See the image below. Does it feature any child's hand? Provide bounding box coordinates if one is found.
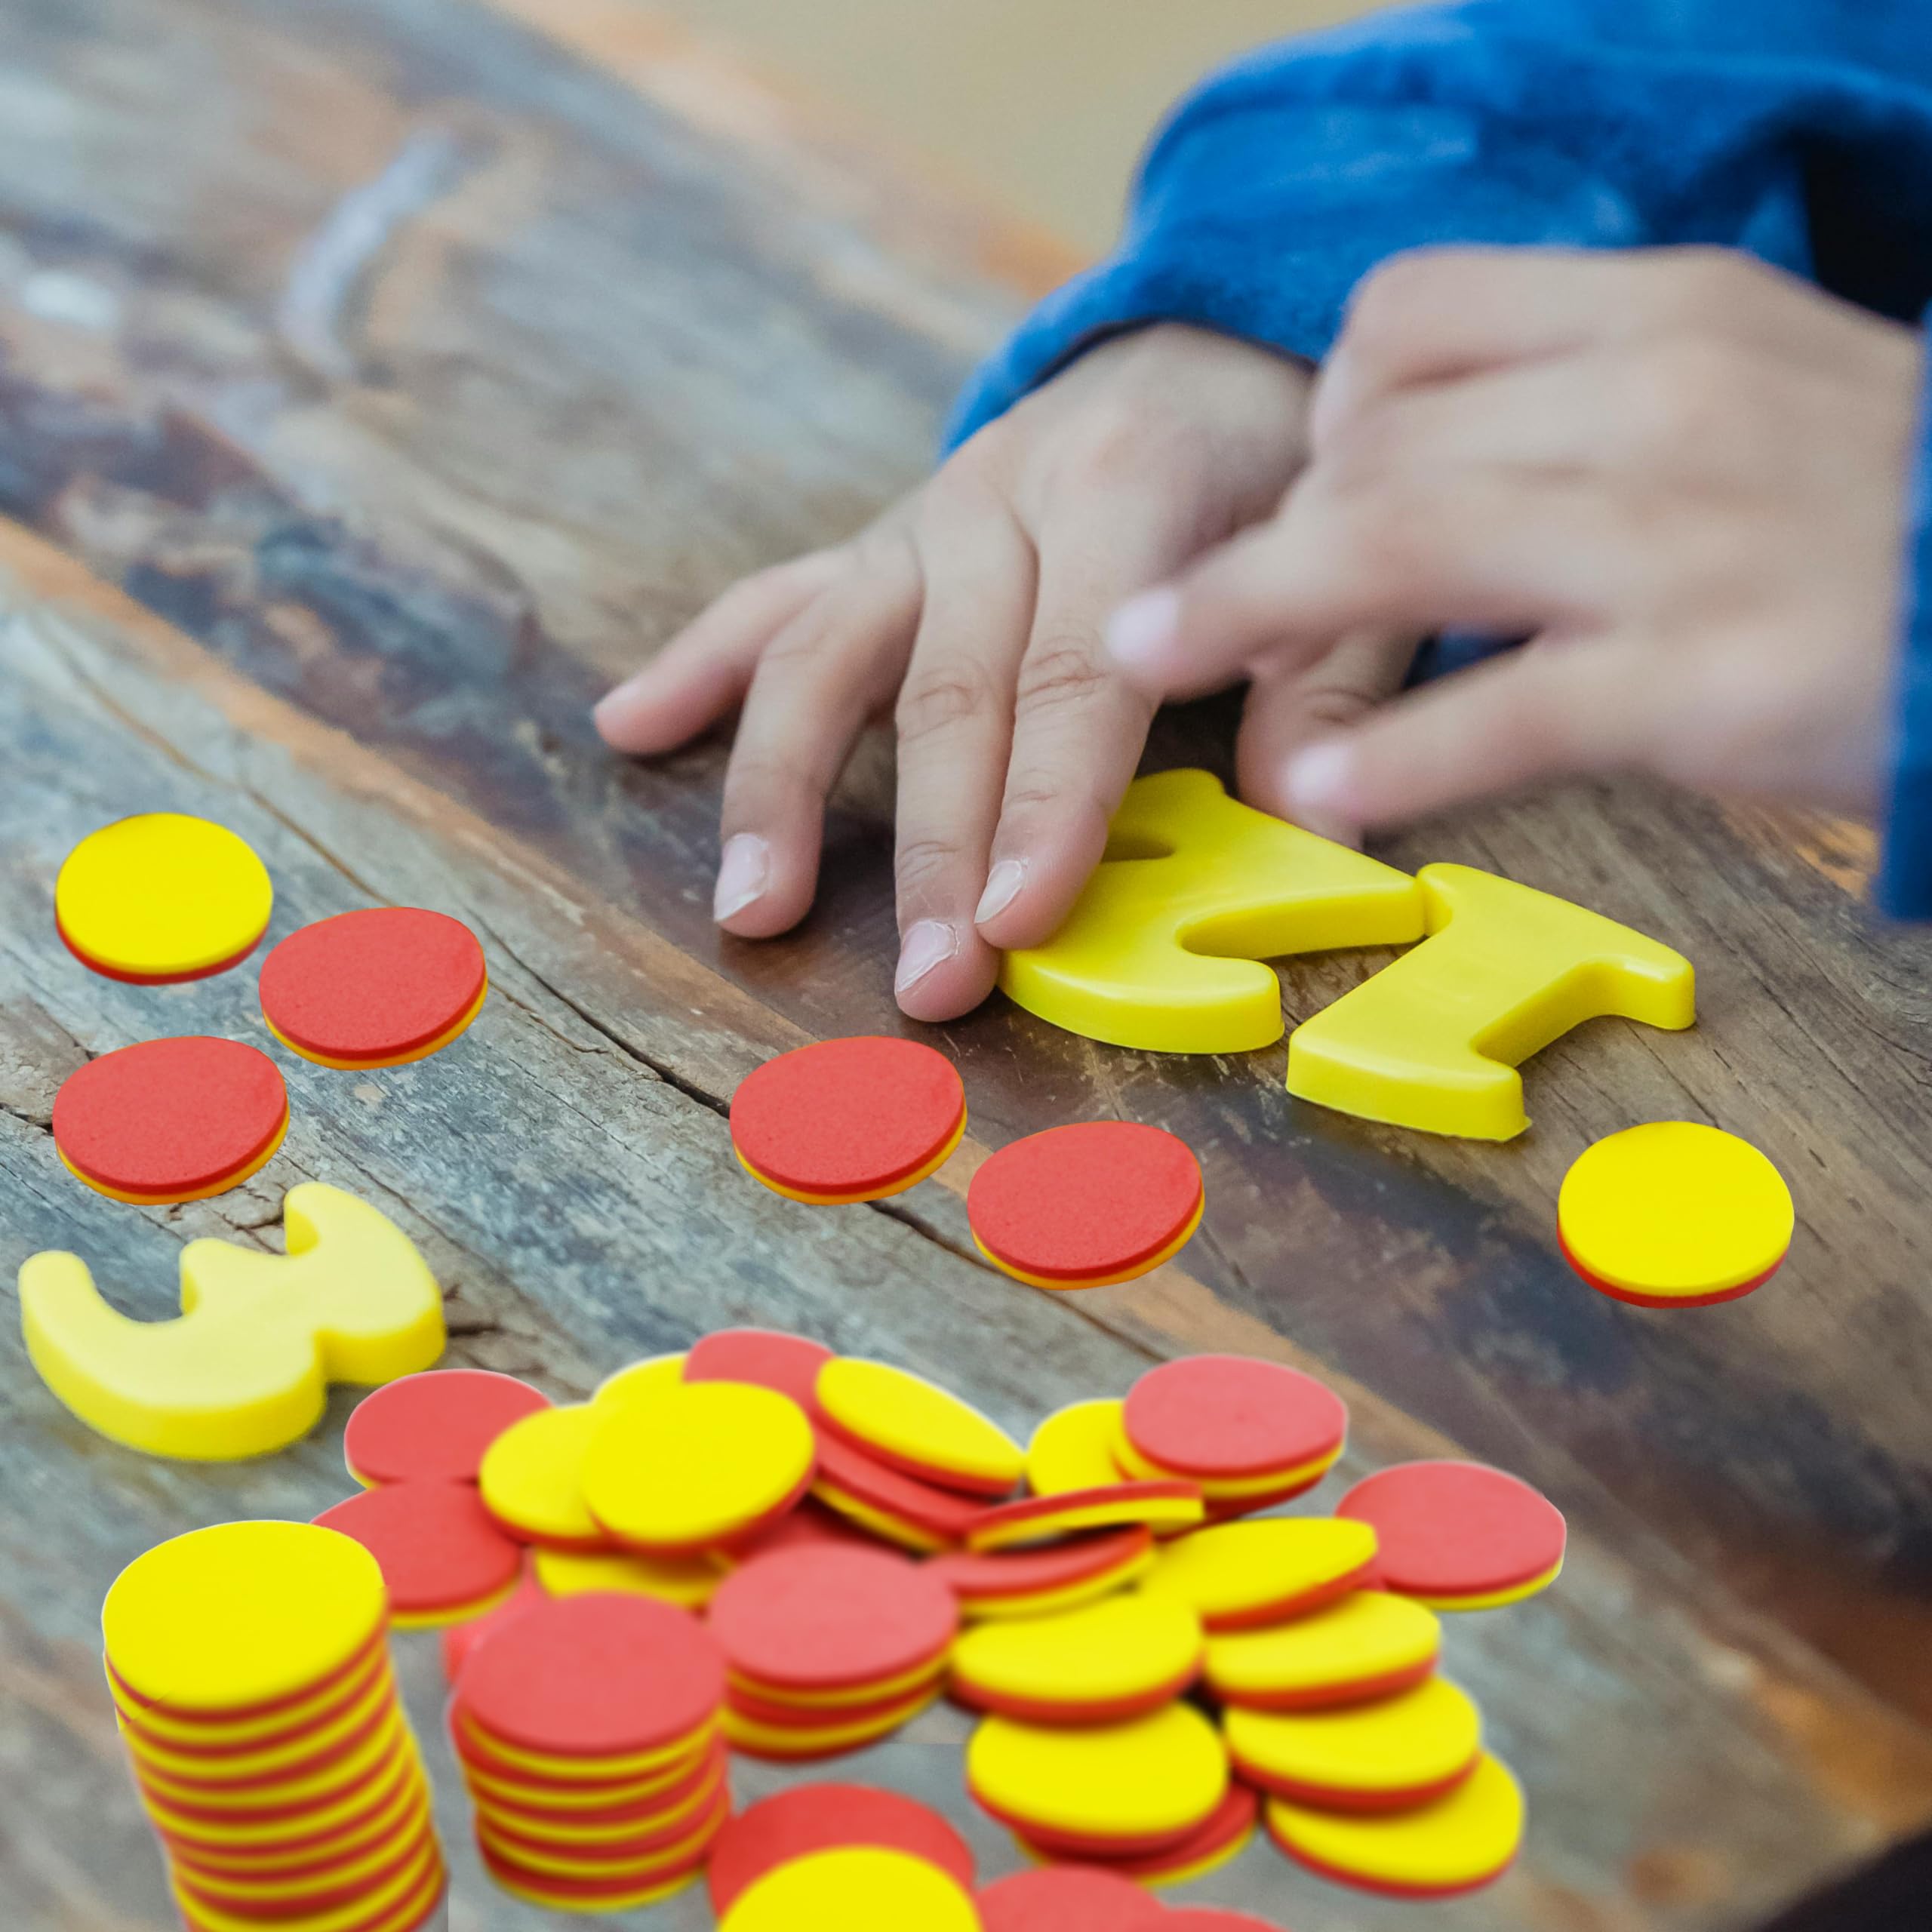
[1106,250,1924,841]
[596,326,1317,1019]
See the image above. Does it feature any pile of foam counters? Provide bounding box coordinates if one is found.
[300,1331,1563,1915]
[102,1521,444,1932]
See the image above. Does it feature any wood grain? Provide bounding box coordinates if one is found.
[0,0,1928,1925]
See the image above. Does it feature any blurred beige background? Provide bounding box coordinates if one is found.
[654,0,1389,253]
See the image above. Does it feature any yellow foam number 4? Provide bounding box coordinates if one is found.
[1287,866,1695,1140]
[19,1183,445,1460]
[1000,770,1426,1053]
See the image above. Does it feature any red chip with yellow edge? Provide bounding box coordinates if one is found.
[962,1481,1201,1551]
[259,908,487,1069]
[1124,1354,1347,1482]
[685,1329,833,1419]
[311,1485,523,1624]
[53,1038,288,1203]
[1336,1460,1565,1607]
[707,1546,958,1694]
[968,1121,1203,1287]
[343,1371,550,1487]
[929,1527,1153,1605]
[730,1038,965,1203]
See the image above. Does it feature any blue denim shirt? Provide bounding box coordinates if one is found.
[946,0,1932,915]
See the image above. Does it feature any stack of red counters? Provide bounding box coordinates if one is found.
[103,1522,443,1932]
[1114,1355,1349,1519]
[450,1592,730,1912]
[314,1371,546,1627]
[707,1546,958,1758]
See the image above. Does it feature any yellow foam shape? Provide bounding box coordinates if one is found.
[478,1404,606,1548]
[489,1860,699,1914]
[958,1551,1158,1622]
[583,1380,815,1552]
[1026,1398,1128,1495]
[810,1483,951,1555]
[1224,1675,1481,1797]
[475,1761,724,1844]
[58,814,272,981]
[455,1711,715,1783]
[104,1522,387,1715]
[967,1703,1226,1841]
[21,1185,445,1462]
[1000,769,1425,1053]
[476,1796,721,1879]
[141,1709,410,1812]
[1558,1121,1792,1302]
[952,1592,1201,1709]
[1140,1518,1378,1626]
[1205,1591,1441,1704]
[265,978,488,1071]
[172,1841,439,1932]
[817,1358,1024,1495]
[590,1352,688,1414]
[122,1670,394,1783]
[1414,1556,1564,1612]
[534,1544,728,1610]
[721,1846,980,1932]
[1287,864,1695,1140]
[721,1681,941,1756]
[1268,1751,1524,1894]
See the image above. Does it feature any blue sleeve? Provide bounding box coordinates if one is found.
[948,0,1932,445]
[1881,349,1932,921]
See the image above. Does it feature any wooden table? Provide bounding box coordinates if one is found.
[2,2,1930,1926]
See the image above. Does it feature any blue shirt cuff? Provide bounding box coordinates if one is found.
[1878,325,1932,918]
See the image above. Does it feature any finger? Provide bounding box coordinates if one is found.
[1234,629,1420,843]
[889,493,1038,1020]
[595,551,843,754]
[1281,631,1645,831]
[715,538,922,938]
[972,510,1198,951]
[1108,468,1636,698]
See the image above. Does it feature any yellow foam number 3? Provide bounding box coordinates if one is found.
[19,1183,445,1461]
[1287,866,1695,1140]
[999,770,1426,1053]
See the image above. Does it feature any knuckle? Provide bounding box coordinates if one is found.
[894,834,962,897]
[1654,246,1769,318]
[1623,339,1751,460]
[1346,251,1453,356]
[1014,634,1107,715]
[723,749,811,817]
[895,660,995,746]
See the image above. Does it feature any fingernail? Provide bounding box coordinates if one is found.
[1284,741,1355,815]
[713,834,770,921]
[895,918,959,995]
[974,859,1026,927]
[1104,586,1181,671]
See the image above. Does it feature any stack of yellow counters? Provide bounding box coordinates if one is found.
[103,1521,443,1932]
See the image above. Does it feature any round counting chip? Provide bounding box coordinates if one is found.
[928,1527,1154,1611]
[817,1358,1023,1499]
[968,1121,1203,1288]
[721,1845,981,1932]
[950,1591,1202,1724]
[53,1038,288,1204]
[1074,1780,1258,1887]
[1140,1517,1379,1630]
[1205,1589,1443,1710]
[457,1592,724,1761]
[1559,1121,1794,1307]
[1224,1675,1483,1810]
[966,1703,1227,1854]
[1336,1460,1566,1609]
[811,1431,983,1551]
[343,1370,549,1486]
[686,1327,834,1417]
[259,908,487,1069]
[311,1484,522,1624]
[1026,1398,1130,1494]
[478,1404,607,1549]
[1124,1354,1347,1484]
[533,1545,727,1611]
[721,1684,943,1761]
[592,1352,687,1414]
[105,1522,387,1718]
[964,1481,1201,1551]
[707,1783,974,1915]
[709,1545,958,1694]
[583,1380,816,1554]
[976,1866,1167,1932]
[1266,1750,1524,1898]
[730,1037,966,1204]
[57,814,272,984]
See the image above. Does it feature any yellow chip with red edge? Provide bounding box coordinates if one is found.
[1204,1589,1442,1710]
[950,1592,1202,1724]
[721,1846,981,1931]
[478,1404,608,1550]
[1140,1517,1378,1630]
[1559,1121,1792,1306]
[1266,1750,1524,1897]
[816,1358,1023,1499]
[1026,1399,1130,1494]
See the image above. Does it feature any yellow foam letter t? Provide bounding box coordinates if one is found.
[999,769,1426,1053]
[1287,866,1695,1140]
[19,1183,445,1460]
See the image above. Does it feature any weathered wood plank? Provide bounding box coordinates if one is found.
[3,512,1930,1930]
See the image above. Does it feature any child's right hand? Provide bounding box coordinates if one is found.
[595,325,1339,1021]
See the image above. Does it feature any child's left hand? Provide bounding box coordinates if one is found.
[1106,248,1925,842]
